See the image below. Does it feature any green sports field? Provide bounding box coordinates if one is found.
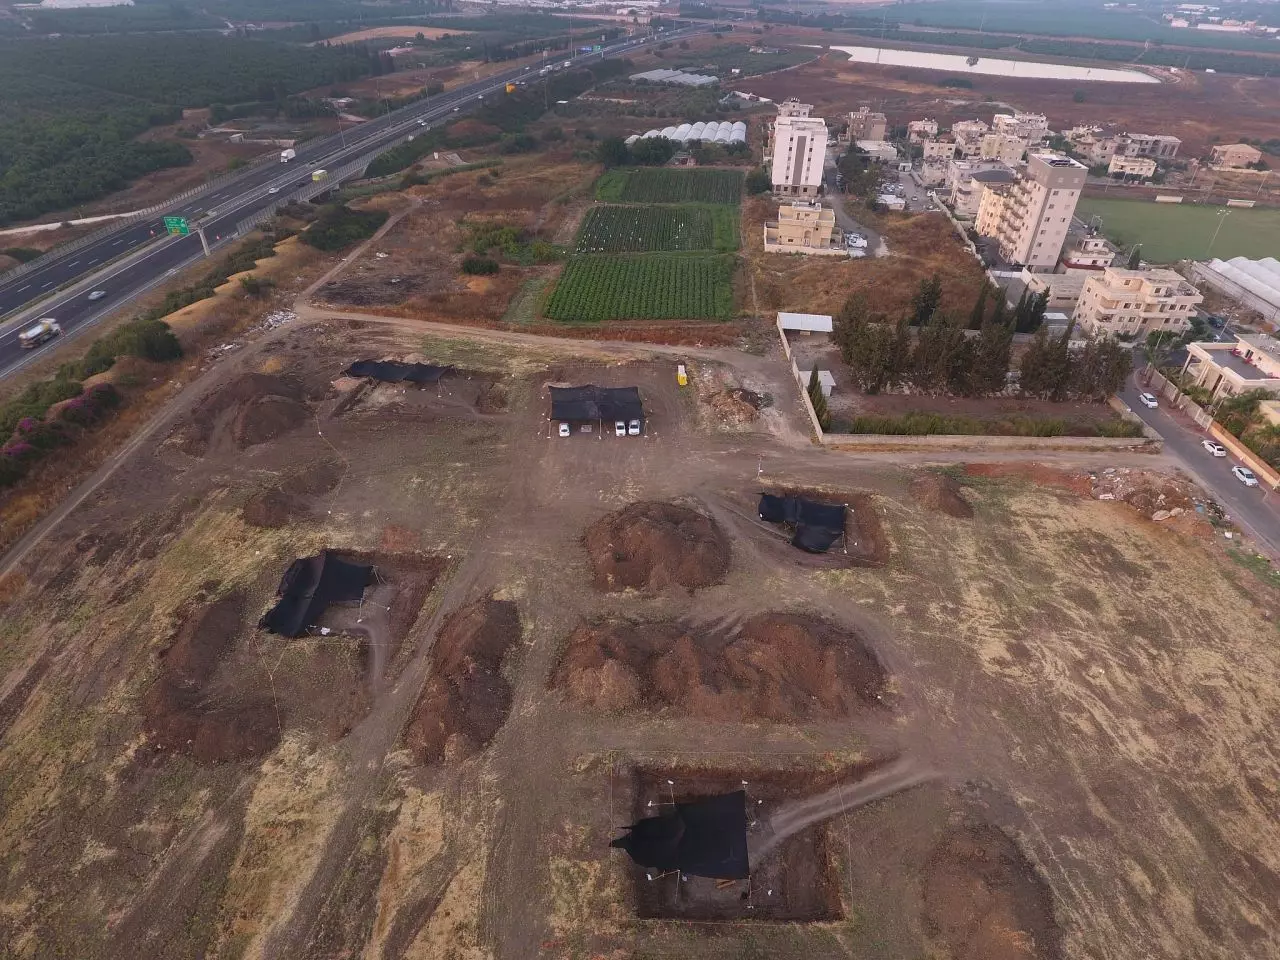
[1076,198,1280,264]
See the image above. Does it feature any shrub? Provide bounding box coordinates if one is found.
[0,377,82,438]
[461,255,499,275]
[63,317,182,380]
[301,204,389,252]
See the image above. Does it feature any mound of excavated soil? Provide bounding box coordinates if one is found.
[923,824,1062,960]
[404,597,521,764]
[142,595,280,763]
[182,373,306,456]
[553,612,887,720]
[913,475,974,519]
[233,395,310,447]
[583,501,730,594]
[241,460,345,528]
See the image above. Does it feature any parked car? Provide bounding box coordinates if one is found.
[628,419,641,436]
[1138,392,1159,409]
[87,290,106,301]
[1202,439,1227,457]
[615,420,627,437]
[845,234,868,248]
[1232,465,1260,487]
[558,422,571,437]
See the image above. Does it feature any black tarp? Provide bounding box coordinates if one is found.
[610,790,749,879]
[549,385,643,423]
[757,494,846,554]
[258,550,373,638]
[345,360,453,384]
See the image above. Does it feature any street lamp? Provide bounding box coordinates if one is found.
[1207,209,1230,257]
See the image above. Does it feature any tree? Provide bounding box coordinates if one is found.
[990,288,1008,328]
[910,311,970,393]
[834,292,870,362]
[807,368,831,430]
[596,136,629,169]
[745,168,772,195]
[909,275,943,327]
[968,282,989,331]
[1011,288,1030,332]
[1127,245,1142,269]
[1019,322,1075,400]
[629,136,676,166]
[1072,335,1133,401]
[1019,289,1049,335]
[971,317,1014,395]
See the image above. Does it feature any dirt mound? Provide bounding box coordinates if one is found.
[182,373,306,455]
[1089,467,1201,518]
[914,474,974,519]
[922,823,1061,960]
[142,595,280,763]
[583,501,730,593]
[707,387,763,425]
[404,597,521,764]
[553,612,887,720]
[321,276,420,306]
[241,460,344,528]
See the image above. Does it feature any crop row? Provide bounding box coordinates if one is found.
[596,168,744,205]
[575,205,714,253]
[544,255,735,322]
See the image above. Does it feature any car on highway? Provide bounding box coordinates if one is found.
[1232,465,1260,487]
[453,106,460,112]
[268,186,280,194]
[87,290,106,301]
[1138,392,1159,409]
[1202,439,1227,457]
[417,119,427,125]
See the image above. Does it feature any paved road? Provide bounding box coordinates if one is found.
[1120,369,1280,555]
[0,30,697,378]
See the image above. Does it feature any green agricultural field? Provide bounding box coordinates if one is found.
[1077,198,1280,264]
[544,254,735,322]
[574,205,738,253]
[595,168,744,205]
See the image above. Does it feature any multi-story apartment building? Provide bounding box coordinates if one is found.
[921,138,957,163]
[992,112,1049,145]
[847,105,887,143]
[908,118,939,142]
[762,201,844,254]
[771,115,828,197]
[1074,266,1203,338]
[1183,334,1280,401]
[776,98,812,119]
[979,132,1029,166]
[948,160,1015,217]
[1108,155,1158,178]
[950,119,989,158]
[1121,133,1181,159]
[974,153,1087,269]
[1210,143,1263,169]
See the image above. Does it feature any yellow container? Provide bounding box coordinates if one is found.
[677,364,687,386]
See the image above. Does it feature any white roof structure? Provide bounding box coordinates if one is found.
[633,120,746,146]
[1200,257,1280,314]
[630,68,718,87]
[777,312,833,332]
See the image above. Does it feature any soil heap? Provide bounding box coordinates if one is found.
[142,595,279,763]
[181,373,309,455]
[913,475,974,519]
[583,501,730,593]
[241,460,345,528]
[553,612,887,720]
[405,597,521,764]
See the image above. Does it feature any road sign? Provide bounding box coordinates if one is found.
[163,216,190,236]
[593,44,603,52]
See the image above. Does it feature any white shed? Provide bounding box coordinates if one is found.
[777,312,834,333]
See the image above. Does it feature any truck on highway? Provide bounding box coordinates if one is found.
[311,169,328,182]
[18,319,61,349]
[280,148,296,163]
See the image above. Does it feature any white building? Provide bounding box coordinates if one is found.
[951,120,990,158]
[992,112,1049,146]
[908,119,939,143]
[1074,267,1204,338]
[974,154,1087,269]
[771,115,827,198]
[948,161,1015,218]
[979,133,1029,166]
[856,140,898,164]
[1108,155,1158,179]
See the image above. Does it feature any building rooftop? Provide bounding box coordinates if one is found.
[970,168,1017,184]
[1032,153,1087,169]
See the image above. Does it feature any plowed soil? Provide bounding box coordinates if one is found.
[914,474,974,519]
[241,459,345,528]
[178,373,309,456]
[582,500,730,593]
[552,612,887,720]
[923,823,1062,960]
[404,596,521,764]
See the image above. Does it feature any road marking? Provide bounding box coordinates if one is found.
[89,259,98,265]
[112,239,124,246]
[42,282,53,288]
[67,260,79,267]
[129,240,139,245]
[17,285,29,292]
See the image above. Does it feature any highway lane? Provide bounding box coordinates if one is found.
[0,31,680,320]
[0,31,695,376]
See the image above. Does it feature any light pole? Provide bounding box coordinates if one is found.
[1207,209,1230,257]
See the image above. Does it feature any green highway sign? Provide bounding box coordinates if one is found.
[163,216,190,236]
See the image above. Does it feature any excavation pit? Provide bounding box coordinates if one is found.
[583,501,730,594]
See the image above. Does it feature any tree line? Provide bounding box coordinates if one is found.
[832,278,1131,401]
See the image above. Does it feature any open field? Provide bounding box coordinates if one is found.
[574,204,739,253]
[313,25,471,45]
[596,168,745,205]
[544,254,737,322]
[1077,198,1280,263]
[1,313,1279,959]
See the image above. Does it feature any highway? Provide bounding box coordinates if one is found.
[0,29,695,379]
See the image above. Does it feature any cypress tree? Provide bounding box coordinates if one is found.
[968,283,988,330]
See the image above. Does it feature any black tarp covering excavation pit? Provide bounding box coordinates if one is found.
[549,385,644,425]
[758,494,846,554]
[258,550,373,638]
[610,790,750,880]
[345,360,454,384]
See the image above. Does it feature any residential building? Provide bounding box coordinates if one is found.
[771,115,828,197]
[776,98,812,119]
[908,119,939,142]
[992,112,1049,145]
[1075,133,1124,166]
[979,132,1029,166]
[921,138,957,163]
[974,153,1087,269]
[1074,266,1204,338]
[763,201,844,255]
[951,119,989,158]
[1210,143,1263,169]
[1023,271,1090,314]
[856,140,898,164]
[1182,334,1280,399]
[1121,133,1181,159]
[876,193,906,211]
[948,160,1015,217]
[847,106,887,143]
[1108,155,1158,178]
[1060,234,1118,271]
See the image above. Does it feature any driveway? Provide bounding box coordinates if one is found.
[1120,371,1280,557]
[824,185,888,257]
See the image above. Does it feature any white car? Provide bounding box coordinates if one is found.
[615,420,627,437]
[1232,466,1259,487]
[845,235,868,249]
[558,422,571,438]
[87,290,106,301]
[628,419,641,436]
[1202,439,1227,457]
[268,186,280,194]
[1138,392,1159,409]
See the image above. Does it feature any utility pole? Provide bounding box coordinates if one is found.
[1207,209,1230,257]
